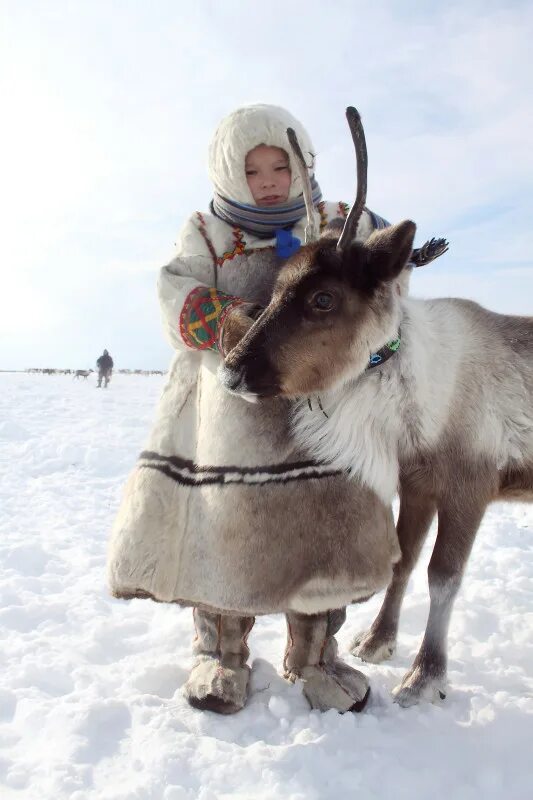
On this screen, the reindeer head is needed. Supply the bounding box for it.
[219,107,416,399]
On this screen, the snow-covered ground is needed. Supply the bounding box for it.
[1,372,532,800]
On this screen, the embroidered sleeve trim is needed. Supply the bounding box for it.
[338,201,350,219]
[179,286,243,352]
[195,212,246,267]
[195,212,218,266]
[217,227,246,265]
[316,201,328,232]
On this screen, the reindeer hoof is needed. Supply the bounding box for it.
[392,666,447,707]
[350,630,396,664]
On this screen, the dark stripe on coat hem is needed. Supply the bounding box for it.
[139,450,337,477]
[139,462,342,487]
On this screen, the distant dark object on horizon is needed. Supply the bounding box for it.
[21,368,167,376]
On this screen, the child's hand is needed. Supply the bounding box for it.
[220,304,262,357]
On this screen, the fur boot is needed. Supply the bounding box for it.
[284,608,370,712]
[183,608,254,714]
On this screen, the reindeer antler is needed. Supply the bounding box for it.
[337,106,368,252]
[286,127,318,243]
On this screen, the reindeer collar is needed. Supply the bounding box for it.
[307,331,401,419]
[366,331,401,370]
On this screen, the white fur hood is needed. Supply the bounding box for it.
[207,104,315,204]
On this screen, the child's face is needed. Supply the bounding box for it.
[245,145,291,206]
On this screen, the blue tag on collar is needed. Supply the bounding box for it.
[275,228,301,259]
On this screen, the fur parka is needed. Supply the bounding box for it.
[107,203,400,615]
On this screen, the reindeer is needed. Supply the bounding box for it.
[73,369,91,379]
[219,108,533,706]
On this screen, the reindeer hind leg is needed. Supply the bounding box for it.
[352,485,436,663]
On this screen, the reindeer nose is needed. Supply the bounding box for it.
[219,363,247,392]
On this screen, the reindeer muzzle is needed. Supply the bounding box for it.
[218,360,281,400]
[219,363,247,393]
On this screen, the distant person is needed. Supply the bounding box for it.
[96,349,113,388]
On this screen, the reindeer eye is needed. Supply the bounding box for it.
[312,291,334,311]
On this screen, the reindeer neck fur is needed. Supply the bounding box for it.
[292,296,468,503]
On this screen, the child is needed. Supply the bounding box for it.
[108,104,401,714]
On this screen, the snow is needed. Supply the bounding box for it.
[1,372,532,800]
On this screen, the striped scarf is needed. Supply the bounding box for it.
[211,177,323,239]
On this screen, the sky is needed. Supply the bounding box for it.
[1,0,533,370]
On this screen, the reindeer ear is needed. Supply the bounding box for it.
[344,220,416,292]
[365,220,416,284]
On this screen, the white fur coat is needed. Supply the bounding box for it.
[107,204,400,614]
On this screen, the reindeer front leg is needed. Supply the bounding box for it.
[392,498,487,707]
[351,486,436,663]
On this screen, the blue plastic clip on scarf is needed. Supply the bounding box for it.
[275,228,301,259]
